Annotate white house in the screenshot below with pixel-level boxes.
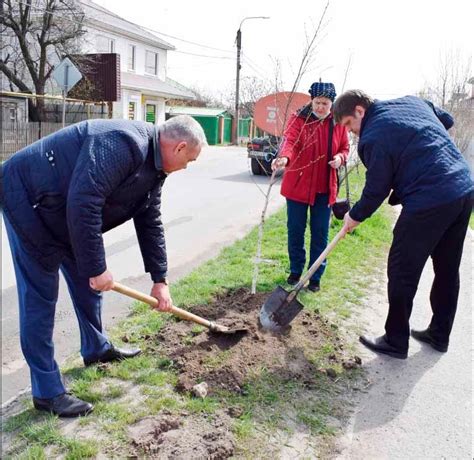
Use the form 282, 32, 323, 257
80, 0, 194, 124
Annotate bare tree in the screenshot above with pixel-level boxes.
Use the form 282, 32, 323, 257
1, 0, 86, 121
419, 49, 473, 154
251, 0, 331, 294
167, 85, 225, 109
237, 76, 275, 118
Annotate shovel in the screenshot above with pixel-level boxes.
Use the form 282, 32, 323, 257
259, 228, 346, 333
112, 282, 247, 335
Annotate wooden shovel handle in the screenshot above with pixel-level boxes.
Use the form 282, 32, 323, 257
112, 282, 213, 329
290, 228, 347, 298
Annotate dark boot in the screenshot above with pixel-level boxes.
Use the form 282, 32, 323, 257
411, 328, 448, 352
84, 344, 141, 366
287, 273, 301, 285
33, 392, 93, 417
308, 280, 320, 292
359, 334, 408, 359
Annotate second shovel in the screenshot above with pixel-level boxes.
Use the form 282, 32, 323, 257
259, 228, 346, 333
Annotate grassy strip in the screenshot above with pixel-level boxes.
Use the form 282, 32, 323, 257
3, 168, 394, 458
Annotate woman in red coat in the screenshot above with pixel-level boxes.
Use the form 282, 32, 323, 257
272, 82, 349, 291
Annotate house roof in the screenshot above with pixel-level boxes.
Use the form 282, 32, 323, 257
80, 0, 175, 50
121, 73, 194, 99
166, 106, 230, 117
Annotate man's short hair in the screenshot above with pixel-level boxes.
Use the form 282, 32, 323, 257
160, 115, 208, 148
333, 90, 374, 123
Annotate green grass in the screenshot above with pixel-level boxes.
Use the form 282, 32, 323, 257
17, 444, 47, 459
63, 438, 98, 459
4, 415, 98, 459
20, 417, 62, 445
470, 211, 474, 230
4, 167, 394, 458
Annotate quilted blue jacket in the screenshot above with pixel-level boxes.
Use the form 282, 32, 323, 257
350, 96, 473, 222
1, 119, 168, 281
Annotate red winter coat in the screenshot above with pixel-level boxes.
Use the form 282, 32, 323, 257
279, 106, 349, 206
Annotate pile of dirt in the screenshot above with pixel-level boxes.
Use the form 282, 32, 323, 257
156, 288, 360, 394
128, 412, 235, 459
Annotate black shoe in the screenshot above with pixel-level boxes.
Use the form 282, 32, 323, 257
287, 273, 301, 285
359, 334, 408, 359
33, 392, 93, 417
411, 328, 448, 352
84, 344, 141, 366
308, 280, 320, 292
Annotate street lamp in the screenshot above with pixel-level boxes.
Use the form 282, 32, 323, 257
233, 16, 270, 145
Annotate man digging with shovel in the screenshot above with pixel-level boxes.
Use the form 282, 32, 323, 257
1, 115, 207, 417
333, 90, 473, 359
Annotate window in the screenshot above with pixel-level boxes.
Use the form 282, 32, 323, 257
145, 51, 158, 75
128, 44, 136, 71
146, 104, 156, 123
128, 101, 136, 120
97, 35, 115, 53
9, 107, 17, 121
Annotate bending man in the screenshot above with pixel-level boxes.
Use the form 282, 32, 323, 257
1, 115, 208, 415
333, 90, 473, 359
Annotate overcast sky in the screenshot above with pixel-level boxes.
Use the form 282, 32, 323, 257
93, 0, 473, 101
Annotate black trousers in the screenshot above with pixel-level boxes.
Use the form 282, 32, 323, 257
386, 192, 472, 350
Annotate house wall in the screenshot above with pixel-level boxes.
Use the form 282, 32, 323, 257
84, 25, 168, 124
83, 28, 168, 80
119, 91, 166, 124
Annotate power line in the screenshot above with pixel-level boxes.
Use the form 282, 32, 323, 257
241, 54, 270, 81
12, 0, 236, 60
174, 50, 234, 60
138, 26, 234, 54
78, 0, 235, 54
241, 57, 270, 81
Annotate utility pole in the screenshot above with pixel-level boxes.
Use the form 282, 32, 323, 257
233, 28, 242, 145
233, 16, 270, 145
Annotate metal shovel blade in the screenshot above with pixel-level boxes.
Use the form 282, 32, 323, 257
208, 322, 249, 336
259, 286, 304, 333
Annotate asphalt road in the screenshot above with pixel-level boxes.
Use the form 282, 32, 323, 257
1, 146, 285, 406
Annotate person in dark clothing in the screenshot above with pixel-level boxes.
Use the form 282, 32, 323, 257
1, 115, 208, 416
333, 90, 473, 359
272, 82, 349, 292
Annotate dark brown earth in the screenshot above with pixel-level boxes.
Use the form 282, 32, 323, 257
127, 288, 361, 459
128, 412, 235, 459
156, 288, 361, 394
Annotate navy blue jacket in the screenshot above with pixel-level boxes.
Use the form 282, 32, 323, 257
1, 119, 168, 281
350, 96, 473, 222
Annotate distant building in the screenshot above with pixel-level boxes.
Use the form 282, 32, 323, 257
0, 95, 28, 126
80, 0, 194, 124
167, 107, 233, 145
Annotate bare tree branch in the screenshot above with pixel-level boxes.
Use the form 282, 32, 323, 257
251, 1, 331, 294
1, 0, 86, 120
419, 49, 473, 154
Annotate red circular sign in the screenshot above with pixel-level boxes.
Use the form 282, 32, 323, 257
253, 92, 310, 136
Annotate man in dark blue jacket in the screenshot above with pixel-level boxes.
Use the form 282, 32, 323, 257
333, 90, 473, 359
1, 115, 207, 416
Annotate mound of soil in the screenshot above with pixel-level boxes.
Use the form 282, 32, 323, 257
156, 288, 360, 394
128, 412, 235, 459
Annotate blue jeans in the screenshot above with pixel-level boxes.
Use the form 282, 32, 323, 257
286, 194, 331, 282
4, 213, 110, 399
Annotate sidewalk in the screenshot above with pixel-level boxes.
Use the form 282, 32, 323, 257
337, 229, 473, 459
